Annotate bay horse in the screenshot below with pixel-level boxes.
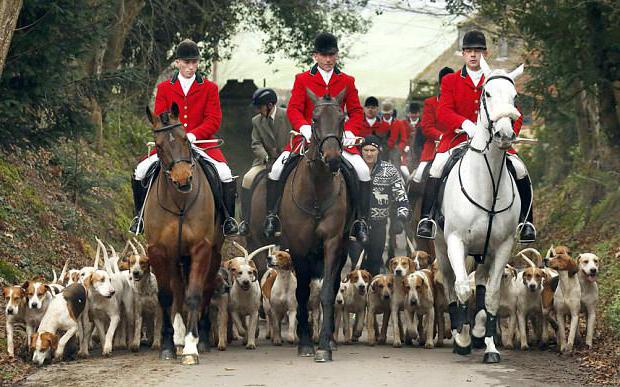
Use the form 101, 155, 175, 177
143, 103, 223, 365
435, 57, 525, 363
251, 88, 352, 362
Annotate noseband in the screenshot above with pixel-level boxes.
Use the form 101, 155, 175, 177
309, 100, 343, 161
153, 122, 195, 173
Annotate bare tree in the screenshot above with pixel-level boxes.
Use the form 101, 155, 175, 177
0, 0, 23, 78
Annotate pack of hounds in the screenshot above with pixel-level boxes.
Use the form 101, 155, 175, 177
2, 239, 600, 365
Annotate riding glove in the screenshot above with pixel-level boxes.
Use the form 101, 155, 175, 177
299, 125, 312, 142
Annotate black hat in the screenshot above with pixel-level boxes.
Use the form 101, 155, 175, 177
313, 32, 339, 54
364, 96, 379, 107
362, 135, 382, 151
438, 66, 454, 83
462, 30, 486, 50
176, 39, 200, 60
252, 88, 277, 106
408, 102, 420, 113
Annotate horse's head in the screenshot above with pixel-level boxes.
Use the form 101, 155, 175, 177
306, 88, 346, 173
146, 103, 194, 193
479, 56, 524, 151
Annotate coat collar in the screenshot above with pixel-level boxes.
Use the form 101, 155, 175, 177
310, 63, 341, 76
169, 70, 205, 96
170, 70, 204, 85
460, 65, 484, 89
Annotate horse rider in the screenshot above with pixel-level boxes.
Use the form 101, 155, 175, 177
359, 96, 385, 138
130, 39, 239, 236
390, 101, 422, 179
238, 88, 292, 236
416, 30, 536, 243
263, 32, 372, 244
412, 67, 454, 184
377, 99, 398, 161
350, 135, 410, 275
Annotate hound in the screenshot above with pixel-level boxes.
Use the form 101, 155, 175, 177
124, 239, 161, 351
430, 260, 451, 347
261, 249, 297, 345
388, 256, 415, 347
31, 283, 87, 365
208, 267, 230, 351
546, 251, 580, 352
577, 253, 599, 349
340, 251, 371, 344
406, 238, 433, 270
334, 280, 349, 343
493, 264, 519, 349
308, 278, 322, 344
403, 269, 435, 348
366, 274, 393, 346
226, 242, 272, 350
22, 278, 54, 349
3, 285, 27, 357
514, 252, 547, 350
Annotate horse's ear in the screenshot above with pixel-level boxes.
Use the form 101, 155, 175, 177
335, 87, 347, 105
306, 88, 319, 105
145, 106, 155, 125
480, 55, 491, 79
170, 103, 180, 119
508, 64, 524, 81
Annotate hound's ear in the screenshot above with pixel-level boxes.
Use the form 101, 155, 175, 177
2, 287, 9, 298
21, 281, 30, 291
30, 333, 38, 350
49, 334, 59, 350
83, 274, 92, 289
508, 64, 524, 81
371, 281, 377, 292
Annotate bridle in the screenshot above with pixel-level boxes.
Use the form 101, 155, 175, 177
308, 99, 344, 163
152, 122, 195, 174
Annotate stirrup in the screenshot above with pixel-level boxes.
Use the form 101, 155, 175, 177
129, 216, 144, 235
222, 217, 239, 236
350, 219, 369, 244
516, 222, 536, 243
416, 218, 436, 240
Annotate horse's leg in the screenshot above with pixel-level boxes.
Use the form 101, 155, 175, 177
316, 237, 346, 362
444, 234, 471, 354
148, 246, 176, 360
295, 264, 314, 356
482, 241, 512, 363
181, 238, 216, 365
472, 262, 490, 348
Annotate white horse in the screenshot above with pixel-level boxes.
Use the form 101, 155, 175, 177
434, 57, 524, 363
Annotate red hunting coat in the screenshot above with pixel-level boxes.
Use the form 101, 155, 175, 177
387, 119, 414, 152
437, 65, 522, 155
286, 64, 364, 154
153, 71, 226, 162
420, 96, 444, 162
359, 116, 385, 138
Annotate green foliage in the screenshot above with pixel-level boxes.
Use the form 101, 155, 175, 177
0, 261, 21, 285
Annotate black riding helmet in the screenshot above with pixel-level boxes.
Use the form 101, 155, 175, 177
251, 88, 277, 106
176, 39, 200, 60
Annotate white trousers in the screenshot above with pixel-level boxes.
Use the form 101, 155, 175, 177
268, 151, 371, 182
134, 146, 233, 182
412, 161, 430, 183
429, 145, 528, 180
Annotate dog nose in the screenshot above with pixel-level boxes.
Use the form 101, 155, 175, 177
7, 308, 13, 315
383, 294, 390, 300
529, 284, 536, 291
133, 270, 140, 277
109, 290, 116, 295
31, 303, 39, 309
395, 269, 403, 276
590, 268, 597, 274
243, 280, 250, 286
410, 299, 417, 305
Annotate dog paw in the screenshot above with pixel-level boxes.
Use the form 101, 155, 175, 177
151, 342, 161, 350
377, 337, 386, 345
129, 344, 140, 352
272, 339, 282, 346
218, 344, 226, 351
393, 341, 402, 348
102, 348, 112, 357
424, 342, 434, 349
520, 345, 529, 351
344, 339, 352, 345
246, 343, 257, 350
504, 343, 514, 350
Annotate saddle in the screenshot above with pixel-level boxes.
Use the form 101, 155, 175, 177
433, 146, 468, 231
141, 150, 226, 220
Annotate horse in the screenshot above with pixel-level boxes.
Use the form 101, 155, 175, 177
250, 88, 352, 362
434, 57, 524, 364
143, 102, 223, 365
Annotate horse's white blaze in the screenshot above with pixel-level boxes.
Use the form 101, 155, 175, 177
182, 332, 199, 355
173, 313, 186, 347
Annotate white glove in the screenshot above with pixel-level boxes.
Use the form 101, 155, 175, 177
186, 132, 197, 143
343, 130, 355, 139
461, 120, 477, 138
404, 145, 410, 153
299, 125, 312, 142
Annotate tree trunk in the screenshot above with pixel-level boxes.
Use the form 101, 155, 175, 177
102, 0, 145, 71
0, 0, 22, 78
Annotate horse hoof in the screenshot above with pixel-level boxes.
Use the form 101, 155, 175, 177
329, 340, 338, 351
472, 335, 485, 349
175, 346, 184, 356
181, 354, 199, 365
453, 342, 472, 356
298, 345, 315, 357
159, 349, 176, 360
483, 352, 500, 363
197, 342, 209, 353
314, 349, 332, 362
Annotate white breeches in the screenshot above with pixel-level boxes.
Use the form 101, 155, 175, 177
429, 145, 528, 180
506, 154, 528, 180
268, 151, 371, 182
412, 161, 430, 183
242, 165, 265, 189
134, 146, 233, 182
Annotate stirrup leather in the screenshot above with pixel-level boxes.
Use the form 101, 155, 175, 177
416, 217, 437, 239
222, 217, 240, 236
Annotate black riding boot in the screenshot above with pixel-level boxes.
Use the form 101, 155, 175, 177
238, 187, 252, 236
351, 181, 371, 245
416, 177, 440, 239
129, 178, 147, 234
222, 182, 239, 236
263, 178, 282, 240
515, 176, 536, 243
